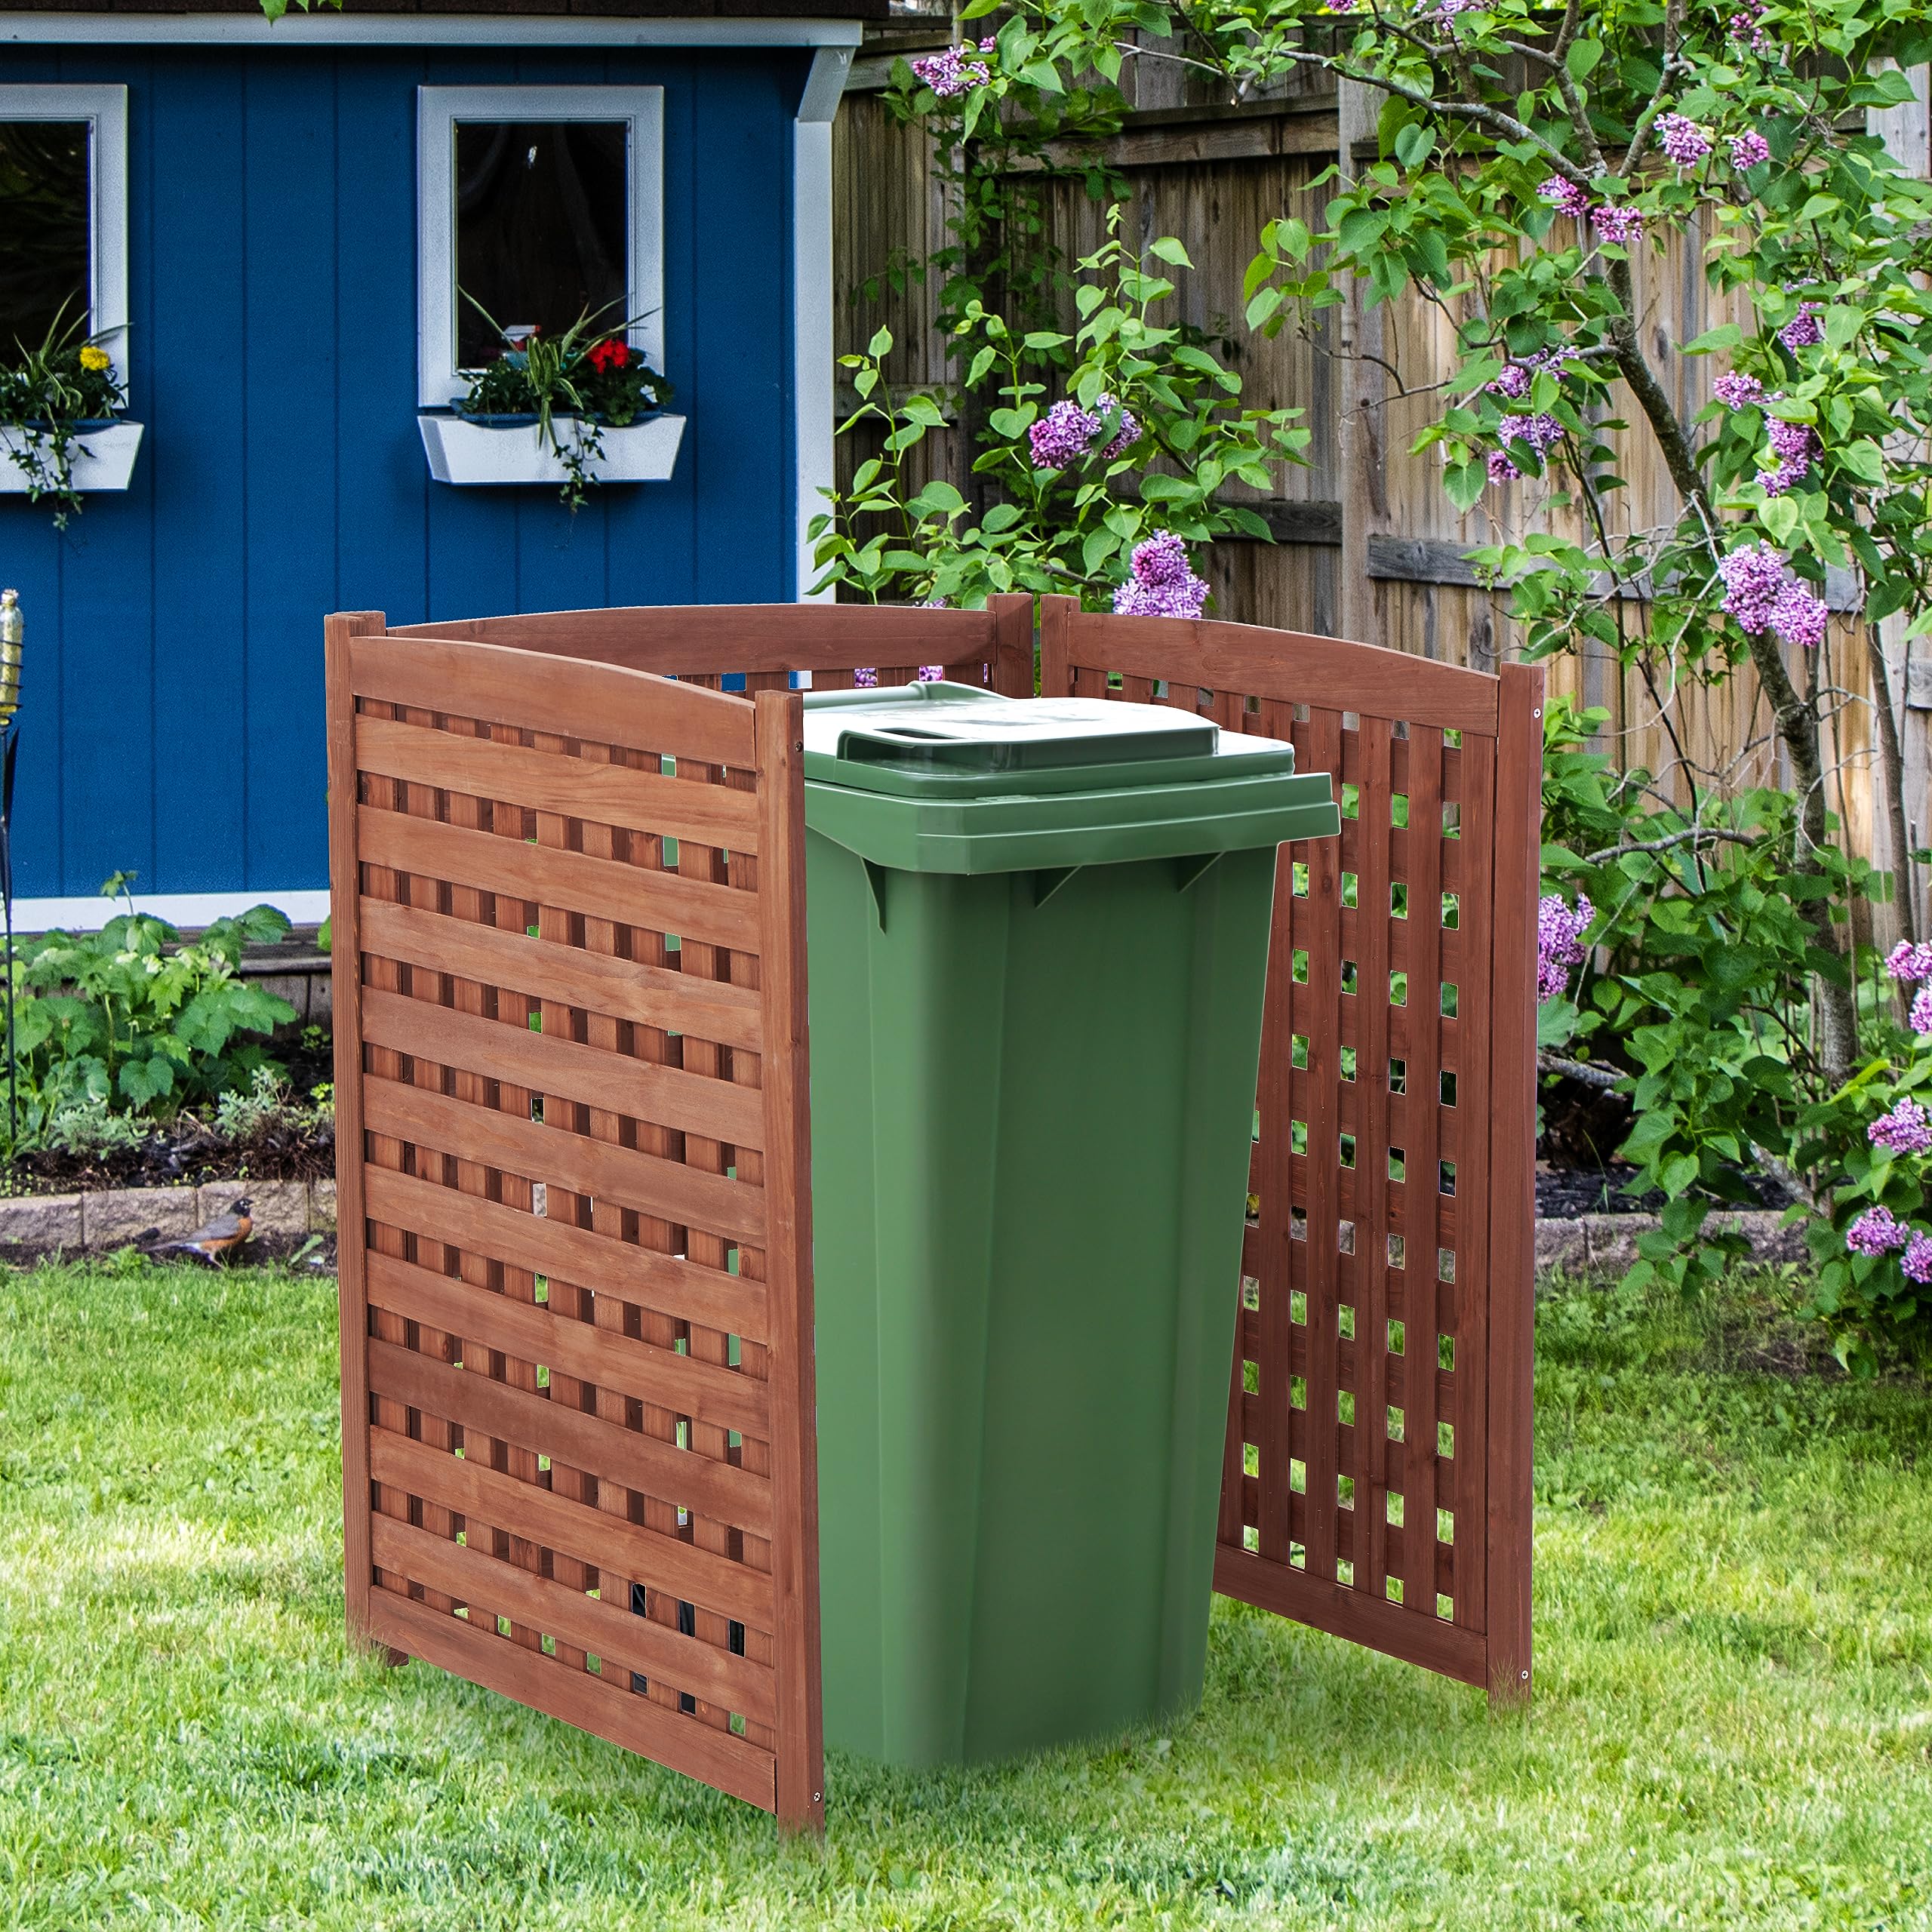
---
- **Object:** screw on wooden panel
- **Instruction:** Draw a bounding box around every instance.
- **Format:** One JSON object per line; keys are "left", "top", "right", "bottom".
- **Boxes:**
{"left": 1521, "top": 1669, "right": 1529, "bottom": 1679}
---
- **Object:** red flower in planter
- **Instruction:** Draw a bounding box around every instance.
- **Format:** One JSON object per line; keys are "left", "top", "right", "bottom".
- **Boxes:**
{"left": 587, "top": 338, "right": 631, "bottom": 374}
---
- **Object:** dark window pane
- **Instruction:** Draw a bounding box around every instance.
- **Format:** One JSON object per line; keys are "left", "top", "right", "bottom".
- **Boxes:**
{"left": 0, "top": 122, "right": 91, "bottom": 358}
{"left": 454, "top": 121, "right": 627, "bottom": 369}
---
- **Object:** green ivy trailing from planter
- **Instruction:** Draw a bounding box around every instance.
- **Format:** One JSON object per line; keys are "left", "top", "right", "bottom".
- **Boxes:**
{"left": 456, "top": 298, "right": 672, "bottom": 512}
{"left": 0, "top": 306, "right": 128, "bottom": 528}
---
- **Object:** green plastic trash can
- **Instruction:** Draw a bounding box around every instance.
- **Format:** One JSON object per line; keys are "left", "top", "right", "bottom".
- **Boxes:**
{"left": 803, "top": 682, "right": 1339, "bottom": 1767}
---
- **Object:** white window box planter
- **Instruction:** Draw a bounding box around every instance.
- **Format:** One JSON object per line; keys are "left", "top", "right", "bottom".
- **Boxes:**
{"left": 417, "top": 411, "right": 685, "bottom": 488}
{"left": 0, "top": 419, "right": 144, "bottom": 495}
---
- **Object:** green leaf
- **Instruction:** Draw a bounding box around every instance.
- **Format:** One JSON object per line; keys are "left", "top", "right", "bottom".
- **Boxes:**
{"left": 1565, "top": 37, "right": 1603, "bottom": 78}
{"left": 866, "top": 326, "right": 894, "bottom": 359}
{"left": 1760, "top": 494, "right": 1801, "bottom": 544}
{"left": 1148, "top": 237, "right": 1193, "bottom": 269}
{"left": 1681, "top": 322, "right": 1742, "bottom": 355}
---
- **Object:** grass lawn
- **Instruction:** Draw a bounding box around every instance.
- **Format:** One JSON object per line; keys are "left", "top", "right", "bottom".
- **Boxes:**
{"left": 2, "top": 1257, "right": 1929, "bottom": 1930}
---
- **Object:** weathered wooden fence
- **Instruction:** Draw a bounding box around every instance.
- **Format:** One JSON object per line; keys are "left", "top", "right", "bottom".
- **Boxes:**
{"left": 834, "top": 44, "right": 1932, "bottom": 940}
{"left": 329, "top": 597, "right": 1541, "bottom": 1833}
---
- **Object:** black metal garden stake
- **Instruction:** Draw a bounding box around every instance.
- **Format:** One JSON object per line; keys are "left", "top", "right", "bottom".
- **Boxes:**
{"left": 0, "top": 588, "right": 22, "bottom": 1183}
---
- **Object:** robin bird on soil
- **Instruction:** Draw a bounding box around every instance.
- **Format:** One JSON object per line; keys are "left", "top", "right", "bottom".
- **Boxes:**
{"left": 165, "top": 1197, "right": 254, "bottom": 1264}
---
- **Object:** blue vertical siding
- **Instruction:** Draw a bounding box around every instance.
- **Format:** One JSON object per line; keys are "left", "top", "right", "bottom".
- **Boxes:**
{"left": 0, "top": 44, "right": 809, "bottom": 898}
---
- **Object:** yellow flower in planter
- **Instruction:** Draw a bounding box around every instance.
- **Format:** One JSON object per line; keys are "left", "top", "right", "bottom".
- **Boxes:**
{"left": 78, "top": 345, "right": 111, "bottom": 372}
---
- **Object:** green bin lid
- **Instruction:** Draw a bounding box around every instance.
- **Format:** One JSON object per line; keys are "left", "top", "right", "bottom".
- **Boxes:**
{"left": 808, "top": 682, "right": 1217, "bottom": 772}
{"left": 802, "top": 683, "right": 1340, "bottom": 876}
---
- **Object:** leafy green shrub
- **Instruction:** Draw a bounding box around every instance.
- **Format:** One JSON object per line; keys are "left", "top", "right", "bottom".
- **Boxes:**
{"left": 5, "top": 897, "right": 298, "bottom": 1149}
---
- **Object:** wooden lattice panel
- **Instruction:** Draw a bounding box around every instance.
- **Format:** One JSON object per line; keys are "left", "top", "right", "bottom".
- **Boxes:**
{"left": 1041, "top": 599, "right": 1539, "bottom": 1699}
{"left": 326, "top": 616, "right": 823, "bottom": 1826}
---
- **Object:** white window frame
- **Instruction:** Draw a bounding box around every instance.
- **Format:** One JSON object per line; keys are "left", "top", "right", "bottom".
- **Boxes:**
{"left": 417, "top": 85, "right": 664, "bottom": 410}
{"left": 0, "top": 84, "right": 130, "bottom": 386}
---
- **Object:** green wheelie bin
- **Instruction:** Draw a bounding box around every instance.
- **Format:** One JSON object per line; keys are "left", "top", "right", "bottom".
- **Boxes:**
{"left": 802, "top": 681, "right": 1339, "bottom": 1768}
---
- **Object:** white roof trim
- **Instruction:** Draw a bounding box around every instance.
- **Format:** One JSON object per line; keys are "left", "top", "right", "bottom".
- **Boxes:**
{"left": 11, "top": 889, "right": 331, "bottom": 934}
{"left": 0, "top": 13, "right": 865, "bottom": 45}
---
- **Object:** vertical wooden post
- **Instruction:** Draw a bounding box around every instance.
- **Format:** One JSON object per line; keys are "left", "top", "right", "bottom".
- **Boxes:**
{"left": 1484, "top": 661, "right": 1543, "bottom": 1705}
{"left": 1038, "top": 595, "right": 1077, "bottom": 699}
{"left": 324, "top": 609, "right": 386, "bottom": 1656}
{"left": 987, "top": 592, "right": 1036, "bottom": 697}
{"left": 753, "top": 689, "right": 826, "bottom": 1835}
{"left": 1336, "top": 78, "right": 1388, "bottom": 651}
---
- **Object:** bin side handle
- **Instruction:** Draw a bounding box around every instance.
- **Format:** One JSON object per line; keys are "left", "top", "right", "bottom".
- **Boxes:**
{"left": 863, "top": 858, "right": 890, "bottom": 931}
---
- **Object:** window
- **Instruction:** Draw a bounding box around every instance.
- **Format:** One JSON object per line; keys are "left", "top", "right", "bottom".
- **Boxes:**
{"left": 418, "top": 87, "right": 663, "bottom": 409}
{"left": 0, "top": 86, "right": 128, "bottom": 377}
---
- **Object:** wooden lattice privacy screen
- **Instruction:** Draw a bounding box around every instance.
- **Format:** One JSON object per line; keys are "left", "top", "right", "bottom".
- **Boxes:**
{"left": 1041, "top": 598, "right": 1540, "bottom": 1699}
{"left": 329, "top": 596, "right": 1538, "bottom": 1840}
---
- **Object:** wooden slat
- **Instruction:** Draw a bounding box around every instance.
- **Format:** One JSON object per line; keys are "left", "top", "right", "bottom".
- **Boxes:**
{"left": 368, "top": 1338, "right": 771, "bottom": 1534}
{"left": 368, "top": 1427, "right": 772, "bottom": 1628}
{"left": 1398, "top": 729, "right": 1446, "bottom": 1617}
{"left": 349, "top": 633, "right": 757, "bottom": 768}
{"left": 1060, "top": 611, "right": 1501, "bottom": 734}
{"left": 360, "top": 897, "right": 764, "bottom": 1051}
{"left": 1352, "top": 715, "right": 1395, "bottom": 1605}
{"left": 358, "top": 804, "right": 762, "bottom": 952}
{"left": 1212, "top": 1546, "right": 1486, "bottom": 1686}
{"left": 370, "top": 1515, "right": 778, "bottom": 1725}
{"left": 363, "top": 1075, "right": 768, "bottom": 1246}
{"left": 1294, "top": 703, "right": 1344, "bottom": 1584}
{"left": 752, "top": 691, "right": 826, "bottom": 1835}
{"left": 383, "top": 601, "right": 1003, "bottom": 672}
{"left": 363, "top": 1164, "right": 767, "bottom": 1342}
{"left": 367, "top": 1590, "right": 776, "bottom": 1813}
{"left": 1485, "top": 666, "right": 1543, "bottom": 1702}
{"left": 355, "top": 712, "right": 760, "bottom": 851}
{"left": 360, "top": 986, "right": 761, "bottom": 1149}
{"left": 365, "top": 1251, "right": 769, "bottom": 1438}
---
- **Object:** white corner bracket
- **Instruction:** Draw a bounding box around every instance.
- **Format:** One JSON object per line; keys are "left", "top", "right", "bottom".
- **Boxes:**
{"left": 793, "top": 44, "right": 852, "bottom": 603}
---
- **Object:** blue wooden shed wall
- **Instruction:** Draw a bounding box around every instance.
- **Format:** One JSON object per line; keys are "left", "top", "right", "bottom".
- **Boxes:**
{"left": 0, "top": 42, "right": 810, "bottom": 900}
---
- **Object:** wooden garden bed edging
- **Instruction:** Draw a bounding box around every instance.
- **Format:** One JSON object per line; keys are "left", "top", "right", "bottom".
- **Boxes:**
{"left": 0, "top": 1177, "right": 335, "bottom": 1259}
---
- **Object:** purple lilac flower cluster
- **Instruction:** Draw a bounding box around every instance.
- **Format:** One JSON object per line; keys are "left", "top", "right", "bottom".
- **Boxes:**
{"left": 1112, "top": 531, "right": 1211, "bottom": 620}
{"left": 1729, "top": 130, "right": 1771, "bottom": 170}
{"left": 1778, "top": 302, "right": 1825, "bottom": 351}
{"left": 1907, "top": 1233, "right": 1932, "bottom": 1283}
{"left": 1869, "top": 1097, "right": 1932, "bottom": 1155}
{"left": 1538, "top": 176, "right": 1589, "bottom": 221}
{"left": 1591, "top": 204, "right": 1644, "bottom": 247}
{"left": 1715, "top": 542, "right": 1830, "bottom": 651}
{"left": 1728, "top": 0, "right": 1772, "bottom": 53}
{"left": 1028, "top": 393, "right": 1140, "bottom": 471}
{"left": 1487, "top": 411, "right": 1564, "bottom": 485}
{"left": 1884, "top": 940, "right": 1932, "bottom": 1035}
{"left": 1713, "top": 371, "right": 1765, "bottom": 409}
{"left": 1847, "top": 1204, "right": 1911, "bottom": 1256}
{"left": 1536, "top": 893, "right": 1593, "bottom": 1003}
{"left": 1756, "top": 416, "right": 1819, "bottom": 497}
{"left": 910, "top": 42, "right": 992, "bottom": 98}
{"left": 1029, "top": 399, "right": 1100, "bottom": 469}
{"left": 1657, "top": 115, "right": 1712, "bottom": 167}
